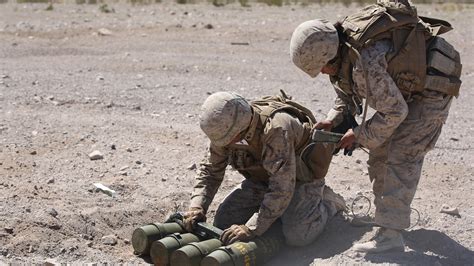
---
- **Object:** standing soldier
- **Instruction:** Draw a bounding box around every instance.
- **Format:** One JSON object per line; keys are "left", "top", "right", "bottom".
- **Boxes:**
{"left": 183, "top": 91, "right": 346, "bottom": 246}
{"left": 289, "top": 0, "right": 461, "bottom": 253}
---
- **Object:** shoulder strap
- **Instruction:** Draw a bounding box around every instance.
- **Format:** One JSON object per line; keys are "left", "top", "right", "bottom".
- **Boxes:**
{"left": 340, "top": 1, "right": 419, "bottom": 49}
{"left": 251, "top": 90, "right": 316, "bottom": 126}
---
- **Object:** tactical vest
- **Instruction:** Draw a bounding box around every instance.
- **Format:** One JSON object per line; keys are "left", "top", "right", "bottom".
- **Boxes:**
{"left": 227, "top": 93, "right": 315, "bottom": 183}
{"left": 332, "top": 1, "right": 462, "bottom": 99}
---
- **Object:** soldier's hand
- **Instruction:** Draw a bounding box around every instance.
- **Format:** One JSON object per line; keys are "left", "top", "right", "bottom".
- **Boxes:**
{"left": 314, "top": 120, "right": 333, "bottom": 132}
{"left": 220, "top": 224, "right": 254, "bottom": 245}
{"left": 339, "top": 129, "right": 356, "bottom": 156}
{"left": 183, "top": 207, "right": 206, "bottom": 232}
{"left": 339, "top": 128, "right": 356, "bottom": 149}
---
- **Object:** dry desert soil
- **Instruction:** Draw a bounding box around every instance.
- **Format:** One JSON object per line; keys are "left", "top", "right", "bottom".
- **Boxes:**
{"left": 0, "top": 2, "right": 473, "bottom": 265}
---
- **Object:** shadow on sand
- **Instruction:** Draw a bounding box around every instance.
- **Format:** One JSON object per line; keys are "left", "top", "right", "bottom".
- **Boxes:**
{"left": 364, "top": 229, "right": 474, "bottom": 265}
{"left": 267, "top": 215, "right": 371, "bottom": 266}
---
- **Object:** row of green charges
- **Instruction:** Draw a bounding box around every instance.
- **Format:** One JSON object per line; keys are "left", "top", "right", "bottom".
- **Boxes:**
{"left": 131, "top": 220, "right": 284, "bottom": 266}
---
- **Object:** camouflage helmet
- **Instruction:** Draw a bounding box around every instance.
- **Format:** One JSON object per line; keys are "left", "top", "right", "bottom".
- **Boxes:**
{"left": 199, "top": 92, "right": 252, "bottom": 147}
{"left": 290, "top": 19, "right": 339, "bottom": 78}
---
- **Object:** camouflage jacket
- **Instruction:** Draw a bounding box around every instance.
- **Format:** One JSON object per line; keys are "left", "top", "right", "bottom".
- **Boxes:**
{"left": 190, "top": 111, "right": 308, "bottom": 236}
{"left": 327, "top": 40, "right": 409, "bottom": 150}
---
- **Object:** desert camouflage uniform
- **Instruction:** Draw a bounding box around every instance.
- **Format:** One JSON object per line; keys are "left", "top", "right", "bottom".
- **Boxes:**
{"left": 327, "top": 40, "right": 453, "bottom": 229}
{"left": 190, "top": 112, "right": 338, "bottom": 246}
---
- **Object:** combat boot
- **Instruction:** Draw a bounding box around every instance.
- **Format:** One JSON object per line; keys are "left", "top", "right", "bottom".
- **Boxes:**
{"left": 352, "top": 227, "right": 405, "bottom": 253}
{"left": 323, "top": 186, "right": 347, "bottom": 213}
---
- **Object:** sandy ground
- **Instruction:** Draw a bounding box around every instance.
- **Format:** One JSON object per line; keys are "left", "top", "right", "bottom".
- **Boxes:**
{"left": 0, "top": 2, "right": 473, "bottom": 265}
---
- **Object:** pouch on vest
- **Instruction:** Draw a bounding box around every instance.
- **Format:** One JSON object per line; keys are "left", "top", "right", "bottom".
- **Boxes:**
{"left": 425, "top": 36, "right": 462, "bottom": 97}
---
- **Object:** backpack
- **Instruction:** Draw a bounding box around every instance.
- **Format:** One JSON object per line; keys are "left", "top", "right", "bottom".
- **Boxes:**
{"left": 249, "top": 90, "right": 316, "bottom": 155}
{"left": 251, "top": 90, "right": 317, "bottom": 126}
{"left": 339, "top": 0, "right": 462, "bottom": 97}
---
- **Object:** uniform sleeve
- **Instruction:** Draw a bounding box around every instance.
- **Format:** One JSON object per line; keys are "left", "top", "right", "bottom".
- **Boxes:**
{"left": 352, "top": 40, "right": 409, "bottom": 150}
{"left": 326, "top": 89, "right": 357, "bottom": 127}
{"left": 245, "top": 113, "right": 299, "bottom": 236}
{"left": 326, "top": 74, "right": 358, "bottom": 127}
{"left": 190, "top": 144, "right": 228, "bottom": 212}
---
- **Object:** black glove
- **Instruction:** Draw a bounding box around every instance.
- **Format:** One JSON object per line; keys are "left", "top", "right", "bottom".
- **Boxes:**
{"left": 332, "top": 114, "right": 358, "bottom": 156}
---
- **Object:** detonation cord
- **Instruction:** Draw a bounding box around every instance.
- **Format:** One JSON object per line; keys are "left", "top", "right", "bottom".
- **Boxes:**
{"left": 349, "top": 195, "right": 421, "bottom": 229}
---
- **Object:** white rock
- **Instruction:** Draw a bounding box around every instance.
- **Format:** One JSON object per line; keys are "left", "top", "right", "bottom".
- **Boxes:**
{"left": 93, "top": 183, "right": 116, "bottom": 197}
{"left": 97, "top": 28, "right": 112, "bottom": 36}
{"left": 88, "top": 151, "right": 104, "bottom": 160}
{"left": 44, "top": 259, "right": 60, "bottom": 266}
{"left": 102, "top": 235, "right": 117, "bottom": 245}
{"left": 440, "top": 204, "right": 460, "bottom": 216}
{"left": 118, "top": 170, "right": 127, "bottom": 176}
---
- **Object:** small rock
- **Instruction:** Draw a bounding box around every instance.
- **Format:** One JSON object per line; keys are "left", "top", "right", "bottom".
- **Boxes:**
{"left": 88, "top": 150, "right": 104, "bottom": 160}
{"left": 44, "top": 259, "right": 59, "bottom": 266}
{"left": 204, "top": 24, "right": 213, "bottom": 29}
{"left": 102, "top": 235, "right": 117, "bottom": 245}
{"left": 96, "top": 75, "right": 104, "bottom": 81}
{"left": 47, "top": 178, "right": 55, "bottom": 184}
{"left": 118, "top": 170, "right": 127, "bottom": 176}
{"left": 111, "top": 144, "right": 116, "bottom": 150}
{"left": 440, "top": 204, "right": 460, "bottom": 216}
{"left": 47, "top": 208, "right": 58, "bottom": 218}
{"left": 123, "top": 239, "right": 130, "bottom": 244}
{"left": 449, "top": 137, "right": 459, "bottom": 142}
{"left": 119, "top": 165, "right": 129, "bottom": 171}
{"left": 4, "top": 227, "right": 13, "bottom": 234}
{"left": 30, "top": 150, "right": 37, "bottom": 155}
{"left": 161, "top": 178, "right": 167, "bottom": 182}
{"left": 97, "top": 28, "right": 113, "bottom": 36}
{"left": 126, "top": 148, "right": 132, "bottom": 152}
{"left": 48, "top": 223, "right": 62, "bottom": 230}
{"left": 187, "top": 163, "right": 196, "bottom": 170}
{"left": 87, "top": 241, "right": 93, "bottom": 247}
{"left": 355, "top": 159, "right": 361, "bottom": 164}
{"left": 93, "top": 183, "right": 116, "bottom": 197}
{"left": 135, "top": 160, "right": 142, "bottom": 165}
{"left": 28, "top": 245, "right": 34, "bottom": 253}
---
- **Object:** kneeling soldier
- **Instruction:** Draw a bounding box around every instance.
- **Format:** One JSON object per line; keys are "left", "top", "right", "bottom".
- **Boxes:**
{"left": 184, "top": 91, "right": 346, "bottom": 246}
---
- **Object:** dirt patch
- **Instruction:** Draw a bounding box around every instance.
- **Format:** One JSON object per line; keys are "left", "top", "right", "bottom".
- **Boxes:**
{"left": 0, "top": 2, "right": 473, "bottom": 265}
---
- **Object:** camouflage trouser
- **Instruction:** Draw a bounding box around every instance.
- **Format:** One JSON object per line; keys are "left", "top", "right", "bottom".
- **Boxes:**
{"left": 369, "top": 90, "right": 453, "bottom": 230}
{"left": 213, "top": 178, "right": 338, "bottom": 246}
